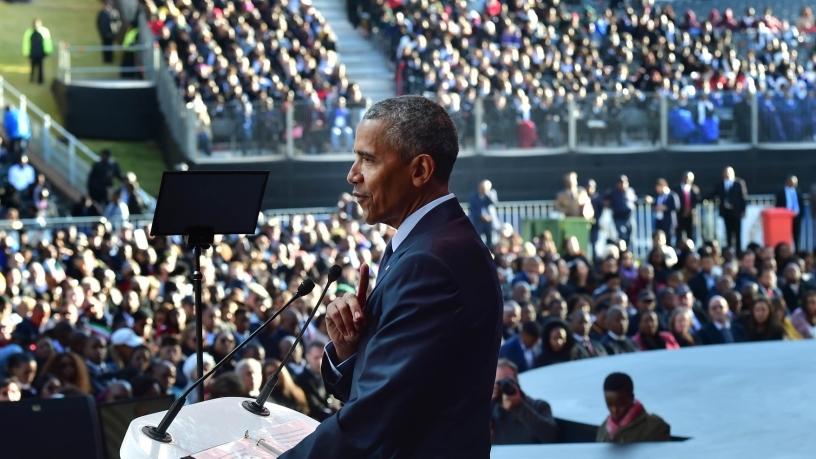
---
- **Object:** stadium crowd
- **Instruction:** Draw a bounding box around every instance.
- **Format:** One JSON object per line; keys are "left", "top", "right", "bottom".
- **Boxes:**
{"left": 0, "top": 167, "right": 813, "bottom": 445}
{"left": 353, "top": 0, "right": 816, "bottom": 147}
{"left": 142, "top": 0, "right": 368, "bottom": 154}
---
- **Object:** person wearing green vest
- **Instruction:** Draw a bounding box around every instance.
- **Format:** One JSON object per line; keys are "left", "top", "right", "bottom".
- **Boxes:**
{"left": 22, "top": 18, "right": 54, "bottom": 85}
{"left": 121, "top": 23, "right": 140, "bottom": 79}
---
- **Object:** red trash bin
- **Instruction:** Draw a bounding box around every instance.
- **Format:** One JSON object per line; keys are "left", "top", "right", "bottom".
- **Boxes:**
{"left": 761, "top": 208, "right": 795, "bottom": 248}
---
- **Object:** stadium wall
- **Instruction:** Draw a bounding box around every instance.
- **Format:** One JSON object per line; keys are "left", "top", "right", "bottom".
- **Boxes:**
{"left": 193, "top": 149, "right": 816, "bottom": 209}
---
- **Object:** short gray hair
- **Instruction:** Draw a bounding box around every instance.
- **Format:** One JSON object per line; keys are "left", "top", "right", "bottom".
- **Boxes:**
{"left": 363, "top": 96, "right": 459, "bottom": 182}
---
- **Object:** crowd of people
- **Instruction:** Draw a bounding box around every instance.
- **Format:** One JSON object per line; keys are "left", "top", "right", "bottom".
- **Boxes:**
{"left": 348, "top": 0, "right": 816, "bottom": 148}
{"left": 142, "top": 0, "right": 368, "bottom": 154}
{"left": 0, "top": 168, "right": 813, "bottom": 443}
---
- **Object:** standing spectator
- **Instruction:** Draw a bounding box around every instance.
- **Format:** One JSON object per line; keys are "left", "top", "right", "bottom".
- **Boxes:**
{"left": 651, "top": 178, "right": 680, "bottom": 246}
{"left": 87, "top": 149, "right": 123, "bottom": 205}
{"left": 96, "top": 0, "right": 122, "bottom": 63}
{"left": 555, "top": 171, "right": 594, "bottom": 219}
{"left": 468, "top": 179, "right": 500, "bottom": 248}
{"left": 596, "top": 372, "right": 671, "bottom": 443}
{"left": 329, "top": 97, "right": 354, "bottom": 152}
{"left": 120, "top": 22, "right": 140, "bottom": 79}
{"left": 775, "top": 175, "right": 803, "bottom": 247}
{"left": 677, "top": 178, "right": 701, "bottom": 243}
{"left": 606, "top": 175, "right": 637, "bottom": 247}
{"left": 7, "top": 154, "right": 36, "bottom": 194}
{"left": 22, "top": 18, "right": 53, "bottom": 85}
{"left": 491, "top": 359, "right": 557, "bottom": 444}
{"left": 3, "top": 105, "right": 31, "bottom": 160}
{"left": 708, "top": 166, "right": 748, "bottom": 252}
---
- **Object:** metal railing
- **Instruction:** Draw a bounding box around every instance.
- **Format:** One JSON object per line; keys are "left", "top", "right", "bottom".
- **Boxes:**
{"left": 56, "top": 42, "right": 154, "bottom": 83}
{"left": 0, "top": 77, "right": 156, "bottom": 211}
{"left": 0, "top": 196, "right": 809, "bottom": 261}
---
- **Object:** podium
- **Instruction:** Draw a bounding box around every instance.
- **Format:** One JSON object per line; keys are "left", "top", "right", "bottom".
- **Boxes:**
{"left": 120, "top": 397, "right": 319, "bottom": 458}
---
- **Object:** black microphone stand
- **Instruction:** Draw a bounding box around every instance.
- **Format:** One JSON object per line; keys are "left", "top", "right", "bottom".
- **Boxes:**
{"left": 142, "top": 279, "right": 316, "bottom": 443}
{"left": 243, "top": 265, "right": 342, "bottom": 416}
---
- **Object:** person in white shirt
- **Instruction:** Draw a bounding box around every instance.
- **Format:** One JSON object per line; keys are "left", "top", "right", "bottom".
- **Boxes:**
{"left": 7, "top": 154, "right": 36, "bottom": 193}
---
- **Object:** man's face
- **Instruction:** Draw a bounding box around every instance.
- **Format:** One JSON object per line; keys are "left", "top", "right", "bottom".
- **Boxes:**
{"left": 84, "top": 337, "right": 107, "bottom": 364}
{"left": 306, "top": 346, "right": 323, "bottom": 374}
{"left": 709, "top": 298, "right": 729, "bottom": 323}
{"left": 572, "top": 311, "right": 592, "bottom": 337}
{"left": 348, "top": 119, "right": 417, "bottom": 227}
{"left": 607, "top": 311, "right": 628, "bottom": 335}
{"left": 520, "top": 331, "right": 539, "bottom": 348}
{"left": 604, "top": 390, "right": 634, "bottom": 422}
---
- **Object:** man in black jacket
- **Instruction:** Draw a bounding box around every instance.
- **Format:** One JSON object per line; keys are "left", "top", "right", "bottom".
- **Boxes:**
{"left": 708, "top": 166, "right": 748, "bottom": 252}
{"left": 677, "top": 171, "right": 700, "bottom": 244}
{"left": 87, "top": 149, "right": 122, "bottom": 205}
{"left": 281, "top": 96, "right": 502, "bottom": 458}
{"left": 294, "top": 342, "right": 336, "bottom": 421}
{"left": 96, "top": 0, "right": 122, "bottom": 63}
{"left": 696, "top": 296, "right": 743, "bottom": 344}
{"left": 601, "top": 306, "right": 638, "bottom": 355}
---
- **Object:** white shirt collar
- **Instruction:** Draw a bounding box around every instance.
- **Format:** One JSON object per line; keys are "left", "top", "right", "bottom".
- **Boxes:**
{"left": 390, "top": 193, "right": 456, "bottom": 251}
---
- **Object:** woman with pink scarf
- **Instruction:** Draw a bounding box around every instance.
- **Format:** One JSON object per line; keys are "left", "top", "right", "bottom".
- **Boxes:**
{"left": 596, "top": 372, "right": 671, "bottom": 443}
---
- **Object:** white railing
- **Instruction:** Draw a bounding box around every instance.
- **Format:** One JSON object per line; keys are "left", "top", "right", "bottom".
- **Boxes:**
{"left": 0, "top": 76, "right": 156, "bottom": 210}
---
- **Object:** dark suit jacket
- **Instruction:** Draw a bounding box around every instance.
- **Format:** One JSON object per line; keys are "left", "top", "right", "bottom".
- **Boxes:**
{"left": 677, "top": 184, "right": 700, "bottom": 217}
{"left": 281, "top": 198, "right": 502, "bottom": 459}
{"left": 695, "top": 321, "right": 744, "bottom": 345}
{"left": 688, "top": 271, "right": 717, "bottom": 304}
{"left": 709, "top": 179, "right": 748, "bottom": 216}
{"left": 499, "top": 335, "right": 536, "bottom": 373}
{"left": 775, "top": 188, "right": 804, "bottom": 216}
{"left": 653, "top": 191, "right": 680, "bottom": 233}
{"left": 600, "top": 334, "right": 638, "bottom": 355}
{"left": 571, "top": 337, "right": 608, "bottom": 359}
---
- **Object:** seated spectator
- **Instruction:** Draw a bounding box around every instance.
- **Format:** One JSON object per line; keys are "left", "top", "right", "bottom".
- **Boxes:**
{"left": 262, "top": 359, "right": 308, "bottom": 414}
{"left": 294, "top": 342, "right": 337, "bottom": 421}
{"left": 669, "top": 308, "right": 696, "bottom": 347}
{"left": 499, "top": 321, "right": 542, "bottom": 373}
{"left": 791, "top": 291, "right": 816, "bottom": 339}
{"left": 738, "top": 298, "right": 785, "bottom": 342}
{"left": 234, "top": 358, "right": 262, "bottom": 398}
{"left": 0, "top": 377, "right": 21, "bottom": 402}
{"left": 771, "top": 298, "right": 802, "bottom": 340}
{"left": 39, "top": 351, "right": 91, "bottom": 394}
{"left": 600, "top": 306, "right": 637, "bottom": 355}
{"left": 82, "top": 335, "right": 114, "bottom": 395}
{"left": 206, "top": 372, "right": 246, "bottom": 400}
{"left": 5, "top": 352, "right": 37, "bottom": 398}
{"left": 632, "top": 312, "right": 680, "bottom": 351}
{"left": 596, "top": 372, "right": 670, "bottom": 443}
{"left": 148, "top": 360, "right": 178, "bottom": 397}
{"left": 491, "top": 359, "right": 557, "bottom": 445}
{"left": 569, "top": 310, "right": 607, "bottom": 359}
{"left": 696, "top": 296, "right": 743, "bottom": 345}
{"left": 537, "top": 320, "right": 575, "bottom": 366}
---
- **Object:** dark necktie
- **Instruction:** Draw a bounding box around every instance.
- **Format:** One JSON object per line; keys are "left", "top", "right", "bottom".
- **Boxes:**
{"left": 584, "top": 338, "right": 595, "bottom": 356}
{"left": 721, "top": 326, "right": 734, "bottom": 343}
{"left": 380, "top": 242, "right": 394, "bottom": 269}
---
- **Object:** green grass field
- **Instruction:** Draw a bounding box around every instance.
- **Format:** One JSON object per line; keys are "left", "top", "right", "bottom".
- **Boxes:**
{"left": 0, "top": 0, "right": 164, "bottom": 196}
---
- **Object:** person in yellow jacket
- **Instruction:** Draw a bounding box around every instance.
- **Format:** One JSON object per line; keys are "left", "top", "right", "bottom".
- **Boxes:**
{"left": 22, "top": 18, "right": 53, "bottom": 85}
{"left": 120, "top": 23, "right": 140, "bottom": 79}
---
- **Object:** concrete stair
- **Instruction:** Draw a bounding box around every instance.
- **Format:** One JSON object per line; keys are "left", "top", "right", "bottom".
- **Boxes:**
{"left": 311, "top": 0, "right": 395, "bottom": 103}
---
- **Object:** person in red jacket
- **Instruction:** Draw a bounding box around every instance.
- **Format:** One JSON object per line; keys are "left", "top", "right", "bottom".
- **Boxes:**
{"left": 632, "top": 311, "right": 680, "bottom": 351}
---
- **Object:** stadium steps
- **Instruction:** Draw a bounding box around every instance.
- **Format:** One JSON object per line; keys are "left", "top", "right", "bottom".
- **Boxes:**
{"left": 311, "top": 0, "right": 395, "bottom": 103}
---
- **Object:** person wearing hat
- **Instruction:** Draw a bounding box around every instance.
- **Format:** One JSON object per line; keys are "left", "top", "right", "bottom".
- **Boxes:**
{"left": 110, "top": 327, "right": 143, "bottom": 369}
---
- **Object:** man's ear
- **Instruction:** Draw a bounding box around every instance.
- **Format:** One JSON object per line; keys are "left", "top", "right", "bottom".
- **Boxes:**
{"left": 410, "top": 154, "right": 436, "bottom": 187}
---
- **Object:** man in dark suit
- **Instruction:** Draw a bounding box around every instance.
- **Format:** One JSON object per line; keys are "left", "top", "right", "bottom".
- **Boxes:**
{"left": 677, "top": 171, "right": 700, "bottom": 244}
{"left": 652, "top": 178, "right": 680, "bottom": 246}
{"left": 688, "top": 247, "right": 718, "bottom": 305}
{"left": 775, "top": 175, "right": 804, "bottom": 247}
{"left": 295, "top": 342, "right": 337, "bottom": 421}
{"left": 281, "top": 96, "right": 502, "bottom": 458}
{"left": 708, "top": 166, "right": 748, "bottom": 252}
{"left": 600, "top": 306, "right": 638, "bottom": 355}
{"left": 499, "top": 321, "right": 542, "bottom": 373}
{"left": 569, "top": 310, "right": 608, "bottom": 359}
{"left": 695, "top": 296, "right": 743, "bottom": 344}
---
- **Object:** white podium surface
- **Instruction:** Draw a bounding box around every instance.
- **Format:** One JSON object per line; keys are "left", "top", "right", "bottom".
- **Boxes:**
{"left": 491, "top": 340, "right": 816, "bottom": 458}
{"left": 120, "top": 397, "right": 319, "bottom": 458}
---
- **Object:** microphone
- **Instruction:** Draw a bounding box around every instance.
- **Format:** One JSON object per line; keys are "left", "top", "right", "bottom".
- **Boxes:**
{"left": 243, "top": 264, "right": 342, "bottom": 416}
{"left": 141, "top": 279, "right": 316, "bottom": 443}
